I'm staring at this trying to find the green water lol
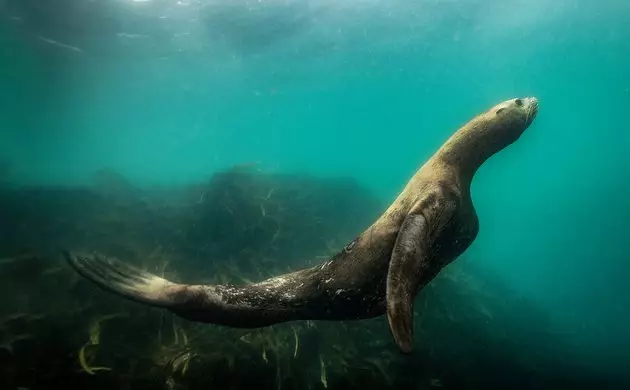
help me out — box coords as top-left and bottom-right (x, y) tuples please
(1, 0), (629, 388)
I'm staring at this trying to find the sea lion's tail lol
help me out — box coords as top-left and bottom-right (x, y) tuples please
(64, 251), (184, 308)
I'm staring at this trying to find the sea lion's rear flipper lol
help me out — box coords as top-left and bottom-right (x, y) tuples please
(64, 251), (317, 327)
(386, 191), (456, 353)
(64, 251), (185, 308)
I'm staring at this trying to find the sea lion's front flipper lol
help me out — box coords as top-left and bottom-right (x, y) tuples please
(386, 191), (456, 353)
(64, 251), (187, 308)
(385, 213), (428, 353)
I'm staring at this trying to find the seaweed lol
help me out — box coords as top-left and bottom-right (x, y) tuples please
(0, 167), (622, 390)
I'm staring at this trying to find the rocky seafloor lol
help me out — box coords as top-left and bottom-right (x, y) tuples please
(0, 168), (623, 390)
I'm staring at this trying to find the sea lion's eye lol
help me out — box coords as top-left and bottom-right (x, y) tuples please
(496, 108), (505, 115)
(514, 98), (523, 106)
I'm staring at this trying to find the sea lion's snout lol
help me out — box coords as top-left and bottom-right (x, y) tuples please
(519, 96), (538, 109)
(518, 96), (538, 125)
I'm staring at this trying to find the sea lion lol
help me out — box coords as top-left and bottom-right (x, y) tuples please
(64, 97), (539, 353)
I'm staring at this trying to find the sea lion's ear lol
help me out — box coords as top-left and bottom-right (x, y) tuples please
(385, 213), (428, 354)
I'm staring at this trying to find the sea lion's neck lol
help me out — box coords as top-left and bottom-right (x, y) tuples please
(433, 118), (513, 186)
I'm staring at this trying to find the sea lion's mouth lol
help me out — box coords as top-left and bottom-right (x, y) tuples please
(524, 97), (538, 126)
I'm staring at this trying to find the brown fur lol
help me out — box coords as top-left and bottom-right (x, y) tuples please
(65, 97), (539, 353)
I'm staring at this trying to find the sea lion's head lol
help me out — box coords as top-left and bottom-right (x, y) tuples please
(482, 97), (539, 143)
(435, 97), (539, 177)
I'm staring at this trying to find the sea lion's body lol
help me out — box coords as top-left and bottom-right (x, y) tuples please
(65, 97), (539, 353)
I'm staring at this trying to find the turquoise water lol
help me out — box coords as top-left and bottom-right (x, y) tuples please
(1, 0), (630, 385)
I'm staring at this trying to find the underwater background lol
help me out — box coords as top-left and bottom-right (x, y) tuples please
(1, 0), (629, 389)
